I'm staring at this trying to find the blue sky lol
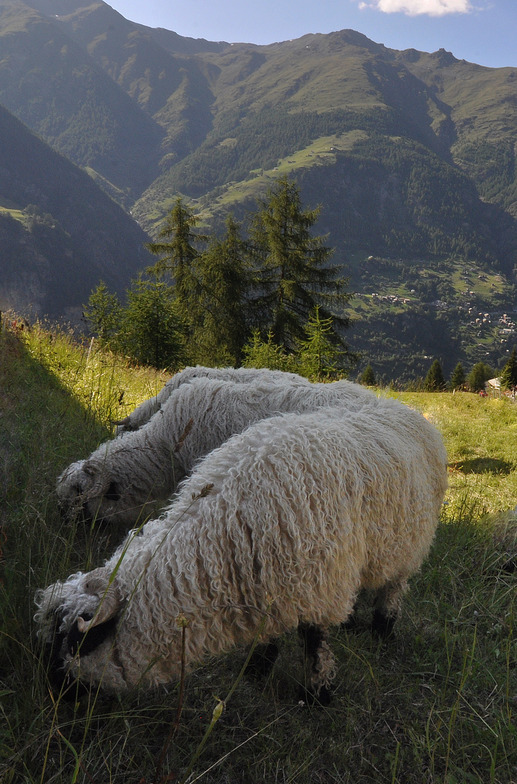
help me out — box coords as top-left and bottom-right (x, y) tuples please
(107, 0), (516, 69)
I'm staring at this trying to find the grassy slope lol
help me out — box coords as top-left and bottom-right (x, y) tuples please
(0, 322), (515, 784)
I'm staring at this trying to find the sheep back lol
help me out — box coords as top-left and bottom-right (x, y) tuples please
(56, 374), (378, 525)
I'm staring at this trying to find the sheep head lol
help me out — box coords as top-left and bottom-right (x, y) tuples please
(35, 568), (128, 692)
(56, 444), (180, 526)
(36, 565), (189, 692)
(56, 458), (129, 525)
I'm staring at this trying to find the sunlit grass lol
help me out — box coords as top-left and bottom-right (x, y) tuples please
(1, 319), (515, 783)
(391, 390), (517, 518)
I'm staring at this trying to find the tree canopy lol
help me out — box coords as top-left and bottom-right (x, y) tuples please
(424, 359), (446, 392)
(500, 347), (517, 390)
(87, 178), (355, 373)
(250, 175), (351, 356)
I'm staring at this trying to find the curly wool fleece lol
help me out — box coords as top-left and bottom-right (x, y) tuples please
(114, 365), (311, 434)
(37, 399), (448, 694)
(56, 373), (377, 526)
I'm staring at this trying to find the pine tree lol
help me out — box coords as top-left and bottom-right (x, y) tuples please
(500, 347), (517, 389)
(449, 362), (465, 390)
(242, 330), (298, 373)
(424, 359), (446, 392)
(119, 276), (184, 370)
(146, 198), (207, 327)
(360, 364), (376, 386)
(83, 281), (122, 348)
(250, 175), (352, 357)
(467, 362), (493, 392)
(297, 307), (343, 381)
(193, 215), (252, 366)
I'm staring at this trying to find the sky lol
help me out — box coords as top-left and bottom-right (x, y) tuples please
(106, 0), (517, 69)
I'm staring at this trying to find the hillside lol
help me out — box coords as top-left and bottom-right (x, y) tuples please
(1, 322), (516, 783)
(0, 102), (153, 321)
(1, 0), (517, 375)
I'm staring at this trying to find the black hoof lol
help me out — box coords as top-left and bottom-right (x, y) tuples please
(246, 641), (279, 680)
(372, 609), (396, 639)
(297, 684), (332, 707)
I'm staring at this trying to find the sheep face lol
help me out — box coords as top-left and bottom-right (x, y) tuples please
(35, 569), (125, 690)
(56, 451), (180, 526)
(35, 570), (185, 692)
(56, 461), (134, 525)
(56, 461), (89, 516)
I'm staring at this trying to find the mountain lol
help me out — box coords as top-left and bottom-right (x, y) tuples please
(1, 0), (517, 378)
(0, 102), (152, 321)
(0, 0), (166, 205)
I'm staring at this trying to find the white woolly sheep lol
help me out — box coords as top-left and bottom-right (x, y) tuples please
(57, 374), (377, 526)
(36, 399), (448, 701)
(114, 365), (310, 434)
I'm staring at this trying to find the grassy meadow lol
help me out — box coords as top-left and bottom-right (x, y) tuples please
(0, 319), (516, 784)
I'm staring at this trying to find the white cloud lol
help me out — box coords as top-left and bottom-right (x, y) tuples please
(358, 0), (472, 15)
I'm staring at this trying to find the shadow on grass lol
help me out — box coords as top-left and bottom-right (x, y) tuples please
(0, 326), (112, 513)
(449, 456), (514, 475)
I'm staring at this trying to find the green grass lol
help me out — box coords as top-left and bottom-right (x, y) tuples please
(0, 205), (29, 226)
(0, 320), (516, 783)
(196, 130), (371, 223)
(392, 390), (517, 518)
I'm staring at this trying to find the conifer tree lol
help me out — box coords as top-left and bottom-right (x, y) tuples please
(84, 281), (122, 348)
(242, 330), (298, 373)
(119, 275), (184, 370)
(449, 362), (465, 390)
(249, 175), (351, 357)
(193, 215), (252, 366)
(467, 362), (493, 392)
(360, 364), (376, 386)
(500, 347), (517, 390)
(297, 307), (343, 380)
(424, 359), (446, 392)
(146, 197), (207, 327)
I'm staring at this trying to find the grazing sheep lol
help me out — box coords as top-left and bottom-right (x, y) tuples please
(57, 375), (377, 526)
(114, 366), (310, 434)
(36, 400), (448, 699)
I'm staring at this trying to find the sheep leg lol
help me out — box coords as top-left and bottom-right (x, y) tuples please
(246, 640), (279, 679)
(340, 601), (360, 632)
(297, 624), (335, 706)
(372, 578), (408, 638)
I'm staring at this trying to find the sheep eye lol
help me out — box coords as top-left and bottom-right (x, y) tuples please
(105, 482), (120, 503)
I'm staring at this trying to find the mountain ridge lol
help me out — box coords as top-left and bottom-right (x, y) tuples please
(1, 0), (517, 378)
(0, 100), (153, 321)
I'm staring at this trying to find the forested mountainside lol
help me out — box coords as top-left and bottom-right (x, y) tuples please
(1, 0), (517, 377)
(0, 103), (152, 321)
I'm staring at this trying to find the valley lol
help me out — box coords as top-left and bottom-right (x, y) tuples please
(1, 0), (517, 379)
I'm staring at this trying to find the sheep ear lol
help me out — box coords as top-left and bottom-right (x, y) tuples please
(111, 416), (131, 427)
(81, 463), (114, 500)
(77, 574), (121, 632)
(82, 462), (96, 478)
